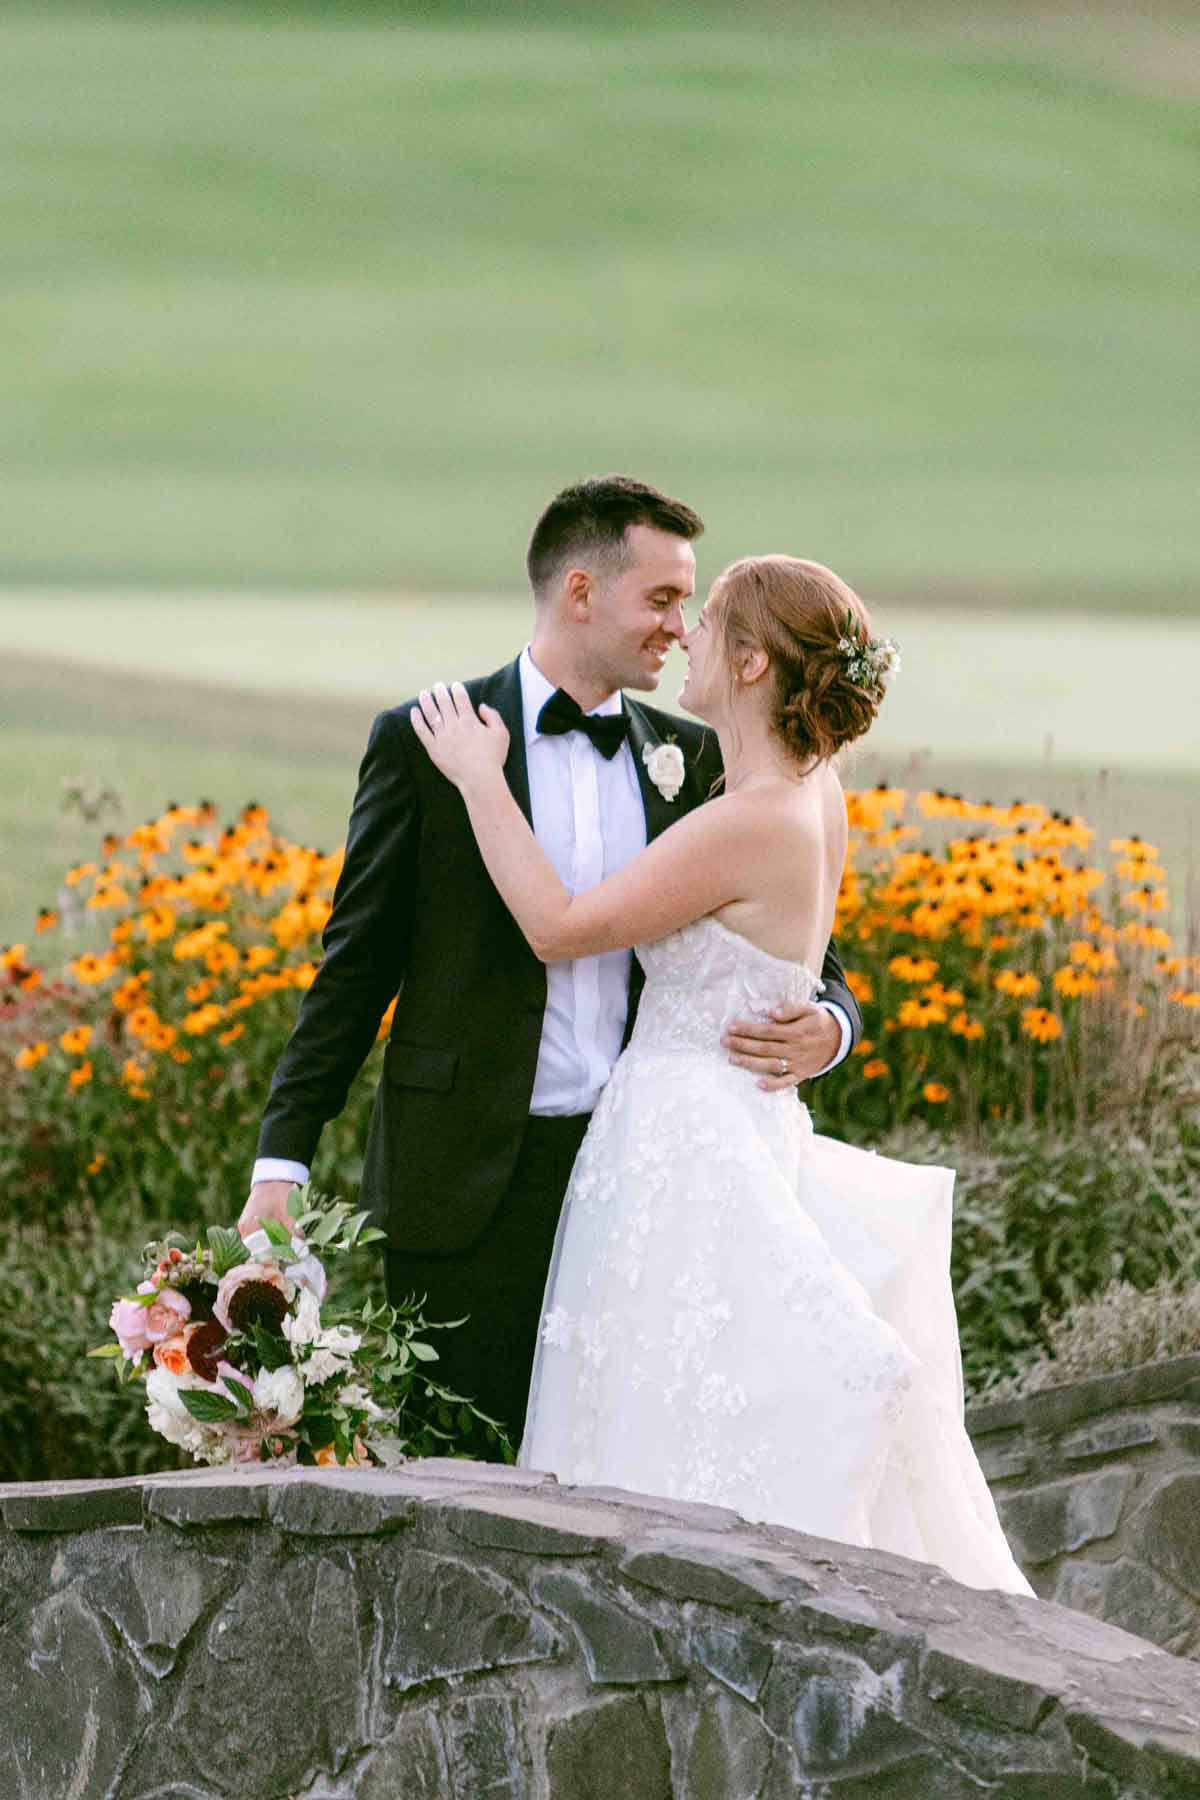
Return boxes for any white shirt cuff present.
[251,1157,310,1189]
[812,1000,853,1077]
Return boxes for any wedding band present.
[778,1057,789,1076]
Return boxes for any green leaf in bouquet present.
[408,1340,439,1363]
[180,1390,240,1422]
[252,1322,295,1371]
[357,1227,386,1246]
[306,1210,348,1248]
[87,1342,124,1358]
[207,1226,249,1277]
[260,1217,294,1251]
[286,1188,307,1221]
[223,1376,256,1416]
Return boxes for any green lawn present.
[1,5,1197,598]
[3,591,1197,944]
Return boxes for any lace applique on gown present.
[518,915,1033,1597]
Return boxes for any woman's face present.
[678,588,726,721]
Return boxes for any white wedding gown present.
[519,916,1033,1596]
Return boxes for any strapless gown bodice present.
[518,915,1033,1597]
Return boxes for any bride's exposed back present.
[411,555,1032,1597]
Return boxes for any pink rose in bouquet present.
[109,1282,191,1360]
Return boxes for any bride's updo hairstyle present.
[711,555,885,766]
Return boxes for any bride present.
[411,554,1032,1597]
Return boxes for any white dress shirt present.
[252,647,850,1188]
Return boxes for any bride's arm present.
[410,682,754,960]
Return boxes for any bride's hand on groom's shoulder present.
[410,682,509,792]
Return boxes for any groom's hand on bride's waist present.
[238,1180,295,1242]
[721,1002,843,1090]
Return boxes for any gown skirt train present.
[517,916,1033,1597]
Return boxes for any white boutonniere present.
[643,740,686,803]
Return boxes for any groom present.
[241,476,862,1456]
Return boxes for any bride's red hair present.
[711,555,883,766]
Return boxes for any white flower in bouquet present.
[282,1286,323,1350]
[253,1364,305,1427]
[337,1380,385,1420]
[145,1365,215,1459]
[303,1328,361,1388]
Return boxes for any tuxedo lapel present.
[479,657,533,828]
[624,699,680,845]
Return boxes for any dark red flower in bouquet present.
[186,1319,231,1383]
[226,1280,289,1336]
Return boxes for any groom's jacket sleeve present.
[816,937,862,1071]
[256,708,418,1168]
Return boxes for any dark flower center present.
[186,1318,230,1383]
[228,1279,288,1336]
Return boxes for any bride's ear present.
[735,645,770,687]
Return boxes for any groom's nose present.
[662,600,687,640]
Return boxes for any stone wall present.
[4,1463,1200,1798]
[967,1352,1200,1661]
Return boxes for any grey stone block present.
[620,1530,803,1609]
[996,1469,1131,1567]
[437,1492,624,1556]
[149,1554,364,1799]
[443,1694,527,1798]
[1054,1556,1200,1658]
[1139,1472,1200,1602]
[691,1620,774,1703]
[1058,1413,1159,1462]
[976,1442,1033,1483]
[268,1479,414,1537]
[377,1547,560,1697]
[674,1688,772,1799]
[145,1476,272,1526]
[354,1712,450,1800]
[1,1477,145,1532]
[786,1667,931,1779]
[532,1567,681,1684]
[0,1587,147,1799]
[545,1694,672,1799]
[88,1539,230,1677]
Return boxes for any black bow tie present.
[536,688,631,760]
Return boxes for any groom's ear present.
[565,567,592,618]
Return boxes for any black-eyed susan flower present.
[1020,1006,1062,1043]
[922,1082,950,1103]
[15,1041,50,1070]
[183,1003,225,1036]
[69,951,117,985]
[68,1060,94,1091]
[862,1058,889,1079]
[59,1024,92,1055]
[995,970,1041,998]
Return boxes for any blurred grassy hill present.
[2,1,1197,599]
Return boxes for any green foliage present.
[0,1207,193,1481]
[984,1274,1200,1401]
[918,1118,1200,1396]
[0,9,1197,593]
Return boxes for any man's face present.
[580,524,696,693]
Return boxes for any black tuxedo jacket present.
[257,656,862,1252]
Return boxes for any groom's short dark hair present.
[527,475,705,597]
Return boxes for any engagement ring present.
[778,1057,790,1076]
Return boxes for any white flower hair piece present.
[836,613,901,692]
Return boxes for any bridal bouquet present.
[88,1190,510,1468]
